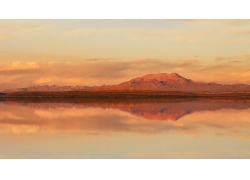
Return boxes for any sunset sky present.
[1,19,250,90]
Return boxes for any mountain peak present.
[115,72,193,90]
[4,72,250,93]
[133,73,191,83]
[169,72,181,77]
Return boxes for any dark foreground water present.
[0,99,250,158]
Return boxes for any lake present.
[0,98,250,158]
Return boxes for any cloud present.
[214,54,250,63]
[177,59,199,66]
[86,58,118,62]
[34,77,59,84]
[0,20,56,39]
[215,57,224,61]
[0,62,41,76]
[0,69,39,76]
[0,61,39,71]
[1,54,250,90]
[241,71,250,77]
[0,58,197,89]
[230,54,250,59]
[229,60,242,63]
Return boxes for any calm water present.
[0,99,250,158]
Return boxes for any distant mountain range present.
[2,85,90,93]
[2,73,250,93]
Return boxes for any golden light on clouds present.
[0,20,250,89]
[1,57,250,89]
[2,61,40,71]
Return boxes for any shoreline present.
[1,90,250,100]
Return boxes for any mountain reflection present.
[0,99,250,136]
[2,99,250,121]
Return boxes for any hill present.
[111,73,250,93]
[2,73,250,94]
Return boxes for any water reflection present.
[0,99,250,134]
[0,99,250,158]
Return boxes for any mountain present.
[2,85,89,93]
[2,73,250,93]
[111,73,250,93]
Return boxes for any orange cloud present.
[1,53,250,90]
[0,61,39,71]
[177,59,199,66]
[215,57,224,61]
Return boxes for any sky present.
[1,19,250,89]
